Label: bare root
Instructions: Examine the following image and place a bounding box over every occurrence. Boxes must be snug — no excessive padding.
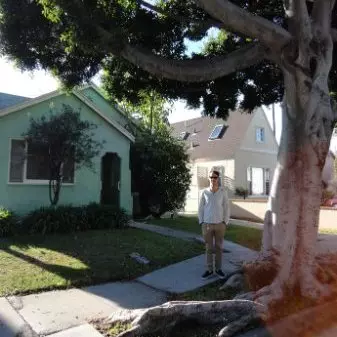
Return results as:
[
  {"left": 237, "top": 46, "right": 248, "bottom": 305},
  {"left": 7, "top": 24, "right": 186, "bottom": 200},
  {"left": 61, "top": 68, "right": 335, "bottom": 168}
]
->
[{"left": 106, "top": 300, "right": 266, "bottom": 337}]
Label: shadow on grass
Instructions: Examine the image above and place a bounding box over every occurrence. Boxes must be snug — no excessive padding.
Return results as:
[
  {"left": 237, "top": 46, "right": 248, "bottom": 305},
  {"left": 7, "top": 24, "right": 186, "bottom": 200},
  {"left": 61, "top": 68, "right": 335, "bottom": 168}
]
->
[{"left": 0, "top": 227, "right": 203, "bottom": 296}]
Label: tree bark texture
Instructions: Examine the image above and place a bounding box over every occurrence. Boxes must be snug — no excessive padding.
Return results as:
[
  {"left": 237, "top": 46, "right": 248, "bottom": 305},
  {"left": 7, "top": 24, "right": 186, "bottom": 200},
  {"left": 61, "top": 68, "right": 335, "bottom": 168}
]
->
[
  {"left": 260, "top": 0, "right": 337, "bottom": 303},
  {"left": 108, "top": 300, "right": 265, "bottom": 337}
]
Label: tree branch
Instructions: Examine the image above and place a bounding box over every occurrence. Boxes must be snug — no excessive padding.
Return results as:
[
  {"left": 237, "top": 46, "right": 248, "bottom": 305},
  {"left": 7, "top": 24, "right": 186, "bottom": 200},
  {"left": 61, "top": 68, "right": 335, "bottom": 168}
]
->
[
  {"left": 138, "top": 0, "right": 224, "bottom": 31},
  {"left": 195, "top": 0, "right": 291, "bottom": 49},
  {"left": 312, "top": 0, "right": 336, "bottom": 36},
  {"left": 117, "top": 43, "right": 266, "bottom": 83},
  {"left": 293, "top": 0, "right": 312, "bottom": 41},
  {"left": 331, "top": 28, "right": 337, "bottom": 41}
]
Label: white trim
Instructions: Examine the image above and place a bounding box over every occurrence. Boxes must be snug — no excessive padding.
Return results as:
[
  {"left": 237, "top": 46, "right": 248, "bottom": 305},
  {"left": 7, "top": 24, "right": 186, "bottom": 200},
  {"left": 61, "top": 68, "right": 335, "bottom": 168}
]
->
[
  {"left": 82, "top": 83, "right": 129, "bottom": 118},
  {"left": 74, "top": 92, "right": 135, "bottom": 142},
  {"left": 0, "top": 85, "right": 135, "bottom": 142},
  {"left": 0, "top": 91, "right": 61, "bottom": 117},
  {"left": 240, "top": 147, "right": 277, "bottom": 155},
  {"left": 8, "top": 138, "right": 76, "bottom": 186},
  {"left": 8, "top": 182, "right": 75, "bottom": 186}
]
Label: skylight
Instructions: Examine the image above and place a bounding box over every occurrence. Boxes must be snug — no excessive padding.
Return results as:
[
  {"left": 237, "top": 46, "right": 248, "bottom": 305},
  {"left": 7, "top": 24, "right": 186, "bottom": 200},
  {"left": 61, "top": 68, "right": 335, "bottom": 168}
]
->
[{"left": 208, "top": 125, "right": 227, "bottom": 140}]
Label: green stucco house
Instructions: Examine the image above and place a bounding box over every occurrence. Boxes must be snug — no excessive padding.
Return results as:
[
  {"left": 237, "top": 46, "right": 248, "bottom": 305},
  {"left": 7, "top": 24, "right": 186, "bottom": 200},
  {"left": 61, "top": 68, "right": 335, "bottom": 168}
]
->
[{"left": 0, "top": 85, "right": 134, "bottom": 214}]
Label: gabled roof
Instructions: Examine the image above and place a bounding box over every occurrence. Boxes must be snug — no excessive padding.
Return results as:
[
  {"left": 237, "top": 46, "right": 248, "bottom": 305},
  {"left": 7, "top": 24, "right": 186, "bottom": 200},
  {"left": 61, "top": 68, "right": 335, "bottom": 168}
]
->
[
  {"left": 171, "top": 110, "right": 254, "bottom": 161},
  {"left": 0, "top": 86, "right": 134, "bottom": 142},
  {"left": 0, "top": 92, "right": 30, "bottom": 110}
]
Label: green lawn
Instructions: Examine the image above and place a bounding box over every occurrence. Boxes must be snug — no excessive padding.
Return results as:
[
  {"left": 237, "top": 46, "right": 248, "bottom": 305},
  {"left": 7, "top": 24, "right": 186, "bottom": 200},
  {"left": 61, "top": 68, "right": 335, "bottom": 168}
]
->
[
  {"left": 150, "top": 216, "right": 262, "bottom": 251},
  {"left": 0, "top": 227, "right": 203, "bottom": 296}
]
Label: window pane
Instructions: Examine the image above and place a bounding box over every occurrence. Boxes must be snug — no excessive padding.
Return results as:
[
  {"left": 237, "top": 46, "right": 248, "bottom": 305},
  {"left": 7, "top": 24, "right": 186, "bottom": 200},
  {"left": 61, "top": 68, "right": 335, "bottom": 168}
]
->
[
  {"left": 256, "top": 128, "right": 265, "bottom": 142},
  {"left": 261, "top": 128, "right": 265, "bottom": 141},
  {"left": 265, "top": 168, "right": 270, "bottom": 181},
  {"left": 209, "top": 125, "right": 228, "bottom": 140},
  {"left": 252, "top": 167, "right": 264, "bottom": 194},
  {"left": 26, "top": 142, "right": 50, "bottom": 180},
  {"left": 9, "top": 140, "right": 25, "bottom": 182},
  {"left": 247, "top": 167, "right": 251, "bottom": 181}
]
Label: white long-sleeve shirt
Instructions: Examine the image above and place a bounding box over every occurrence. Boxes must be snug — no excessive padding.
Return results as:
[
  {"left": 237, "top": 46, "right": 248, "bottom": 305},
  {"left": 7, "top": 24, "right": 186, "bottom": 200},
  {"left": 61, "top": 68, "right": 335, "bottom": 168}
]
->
[{"left": 198, "top": 187, "right": 230, "bottom": 225}]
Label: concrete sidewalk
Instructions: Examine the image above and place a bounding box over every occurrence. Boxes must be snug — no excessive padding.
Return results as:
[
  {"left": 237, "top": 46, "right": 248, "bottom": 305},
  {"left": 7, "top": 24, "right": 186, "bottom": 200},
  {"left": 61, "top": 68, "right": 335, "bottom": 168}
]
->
[{"left": 0, "top": 224, "right": 257, "bottom": 337}]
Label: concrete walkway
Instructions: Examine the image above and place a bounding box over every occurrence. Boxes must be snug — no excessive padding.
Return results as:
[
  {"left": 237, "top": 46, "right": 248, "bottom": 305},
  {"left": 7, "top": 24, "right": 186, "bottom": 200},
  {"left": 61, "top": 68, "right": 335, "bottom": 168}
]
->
[{"left": 0, "top": 223, "right": 258, "bottom": 337}]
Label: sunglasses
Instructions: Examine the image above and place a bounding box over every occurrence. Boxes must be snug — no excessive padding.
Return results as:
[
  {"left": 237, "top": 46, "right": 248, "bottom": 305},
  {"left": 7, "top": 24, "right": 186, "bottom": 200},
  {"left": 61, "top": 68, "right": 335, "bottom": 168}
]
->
[{"left": 209, "top": 176, "right": 218, "bottom": 179}]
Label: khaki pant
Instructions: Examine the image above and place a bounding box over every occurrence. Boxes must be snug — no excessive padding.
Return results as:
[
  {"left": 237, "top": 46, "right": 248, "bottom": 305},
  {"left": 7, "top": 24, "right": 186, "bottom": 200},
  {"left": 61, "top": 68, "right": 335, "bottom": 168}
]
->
[{"left": 202, "top": 223, "right": 226, "bottom": 271}]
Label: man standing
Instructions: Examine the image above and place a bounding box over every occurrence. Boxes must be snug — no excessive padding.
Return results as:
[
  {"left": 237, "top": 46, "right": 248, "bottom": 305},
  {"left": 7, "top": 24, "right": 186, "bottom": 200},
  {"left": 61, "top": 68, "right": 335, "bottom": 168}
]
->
[{"left": 198, "top": 169, "right": 230, "bottom": 279}]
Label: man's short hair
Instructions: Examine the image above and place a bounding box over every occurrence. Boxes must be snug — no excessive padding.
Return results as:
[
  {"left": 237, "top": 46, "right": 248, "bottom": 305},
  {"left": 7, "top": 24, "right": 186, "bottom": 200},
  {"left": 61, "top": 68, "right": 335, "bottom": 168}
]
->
[{"left": 209, "top": 170, "right": 220, "bottom": 177}]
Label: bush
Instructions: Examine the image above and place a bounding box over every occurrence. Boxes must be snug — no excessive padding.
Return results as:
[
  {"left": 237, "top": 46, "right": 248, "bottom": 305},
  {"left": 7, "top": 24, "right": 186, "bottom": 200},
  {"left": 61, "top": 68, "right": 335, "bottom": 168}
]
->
[
  {"left": 131, "top": 127, "right": 191, "bottom": 218},
  {"left": 21, "top": 203, "right": 129, "bottom": 235},
  {"left": 85, "top": 203, "right": 129, "bottom": 230},
  {"left": 0, "top": 207, "right": 17, "bottom": 237},
  {"left": 235, "top": 187, "right": 249, "bottom": 199}
]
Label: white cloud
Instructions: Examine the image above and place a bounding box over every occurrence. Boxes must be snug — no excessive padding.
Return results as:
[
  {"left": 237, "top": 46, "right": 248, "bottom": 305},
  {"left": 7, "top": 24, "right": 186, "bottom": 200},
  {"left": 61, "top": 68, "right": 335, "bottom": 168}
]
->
[
  {"left": 0, "top": 57, "right": 59, "bottom": 97},
  {"left": 168, "top": 100, "right": 202, "bottom": 124}
]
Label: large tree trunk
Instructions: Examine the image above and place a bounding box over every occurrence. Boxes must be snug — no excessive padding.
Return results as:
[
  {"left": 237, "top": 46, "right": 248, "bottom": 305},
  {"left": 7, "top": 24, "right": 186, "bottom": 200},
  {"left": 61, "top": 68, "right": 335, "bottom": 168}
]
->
[{"left": 259, "top": 11, "right": 336, "bottom": 303}]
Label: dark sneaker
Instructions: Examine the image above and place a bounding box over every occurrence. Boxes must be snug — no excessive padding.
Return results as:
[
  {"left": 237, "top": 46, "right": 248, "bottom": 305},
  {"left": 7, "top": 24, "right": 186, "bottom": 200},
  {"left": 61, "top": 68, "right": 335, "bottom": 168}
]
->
[
  {"left": 216, "top": 269, "right": 225, "bottom": 279},
  {"left": 201, "top": 270, "right": 213, "bottom": 279}
]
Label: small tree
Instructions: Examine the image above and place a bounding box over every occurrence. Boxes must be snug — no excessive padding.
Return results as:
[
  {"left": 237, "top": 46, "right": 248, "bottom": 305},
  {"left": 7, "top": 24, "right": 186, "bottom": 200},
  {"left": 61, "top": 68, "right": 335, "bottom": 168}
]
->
[
  {"left": 131, "top": 126, "right": 191, "bottom": 218},
  {"left": 23, "top": 104, "right": 104, "bottom": 206},
  {"left": 117, "top": 89, "right": 172, "bottom": 133}
]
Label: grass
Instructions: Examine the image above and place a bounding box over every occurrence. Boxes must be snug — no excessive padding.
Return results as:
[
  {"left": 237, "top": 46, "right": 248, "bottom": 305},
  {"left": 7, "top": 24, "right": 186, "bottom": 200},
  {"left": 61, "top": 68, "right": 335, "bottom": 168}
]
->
[
  {"left": 319, "top": 228, "right": 337, "bottom": 235},
  {"left": 150, "top": 216, "right": 262, "bottom": 251},
  {"left": 0, "top": 227, "right": 203, "bottom": 296}
]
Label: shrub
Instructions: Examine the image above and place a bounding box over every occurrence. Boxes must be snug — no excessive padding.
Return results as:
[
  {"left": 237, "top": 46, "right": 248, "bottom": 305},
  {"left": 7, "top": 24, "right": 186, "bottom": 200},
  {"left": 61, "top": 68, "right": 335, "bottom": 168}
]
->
[
  {"left": 235, "top": 187, "right": 249, "bottom": 199},
  {"left": 85, "top": 203, "right": 129, "bottom": 230},
  {"left": 21, "top": 203, "right": 129, "bottom": 235},
  {"left": 0, "top": 207, "right": 17, "bottom": 237}
]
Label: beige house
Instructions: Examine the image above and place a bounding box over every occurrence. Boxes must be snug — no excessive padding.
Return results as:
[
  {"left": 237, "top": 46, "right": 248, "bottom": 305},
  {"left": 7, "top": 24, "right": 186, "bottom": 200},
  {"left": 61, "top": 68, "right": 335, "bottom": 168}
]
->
[{"left": 171, "top": 107, "right": 278, "bottom": 212}]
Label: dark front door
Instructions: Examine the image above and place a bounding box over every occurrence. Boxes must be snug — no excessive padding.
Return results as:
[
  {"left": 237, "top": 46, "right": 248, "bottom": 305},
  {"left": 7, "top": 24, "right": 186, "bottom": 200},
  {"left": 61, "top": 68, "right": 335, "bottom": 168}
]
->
[{"left": 100, "top": 153, "right": 121, "bottom": 207}]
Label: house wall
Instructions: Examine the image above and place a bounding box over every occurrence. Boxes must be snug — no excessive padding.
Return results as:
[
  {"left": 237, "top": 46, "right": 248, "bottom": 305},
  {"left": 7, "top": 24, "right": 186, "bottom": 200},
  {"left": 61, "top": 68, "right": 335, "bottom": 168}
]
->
[
  {"left": 0, "top": 93, "right": 132, "bottom": 214},
  {"left": 80, "top": 87, "right": 129, "bottom": 128},
  {"left": 235, "top": 107, "right": 278, "bottom": 194},
  {"left": 234, "top": 150, "right": 277, "bottom": 192},
  {"left": 239, "top": 107, "right": 278, "bottom": 152},
  {"left": 184, "top": 159, "right": 235, "bottom": 213}
]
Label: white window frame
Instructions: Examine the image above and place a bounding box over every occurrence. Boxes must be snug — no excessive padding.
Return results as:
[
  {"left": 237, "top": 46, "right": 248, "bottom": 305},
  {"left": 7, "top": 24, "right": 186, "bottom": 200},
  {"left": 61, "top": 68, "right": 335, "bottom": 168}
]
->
[
  {"left": 247, "top": 166, "right": 270, "bottom": 196},
  {"left": 8, "top": 138, "right": 75, "bottom": 185},
  {"left": 255, "top": 127, "right": 265, "bottom": 143}
]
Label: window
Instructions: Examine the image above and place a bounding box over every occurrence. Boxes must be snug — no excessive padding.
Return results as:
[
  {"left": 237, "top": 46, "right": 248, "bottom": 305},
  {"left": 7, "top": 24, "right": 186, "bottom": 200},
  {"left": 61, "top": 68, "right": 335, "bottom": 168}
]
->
[
  {"left": 247, "top": 166, "right": 270, "bottom": 195},
  {"left": 256, "top": 127, "right": 265, "bottom": 143},
  {"left": 265, "top": 168, "right": 270, "bottom": 195},
  {"left": 9, "top": 139, "right": 75, "bottom": 184},
  {"left": 209, "top": 125, "right": 228, "bottom": 140}
]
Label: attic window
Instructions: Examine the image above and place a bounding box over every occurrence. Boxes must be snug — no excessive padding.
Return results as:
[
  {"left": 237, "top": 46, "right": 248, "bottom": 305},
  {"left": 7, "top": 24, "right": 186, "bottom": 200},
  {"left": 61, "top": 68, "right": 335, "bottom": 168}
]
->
[
  {"left": 208, "top": 125, "right": 227, "bottom": 140},
  {"left": 180, "top": 131, "right": 190, "bottom": 140}
]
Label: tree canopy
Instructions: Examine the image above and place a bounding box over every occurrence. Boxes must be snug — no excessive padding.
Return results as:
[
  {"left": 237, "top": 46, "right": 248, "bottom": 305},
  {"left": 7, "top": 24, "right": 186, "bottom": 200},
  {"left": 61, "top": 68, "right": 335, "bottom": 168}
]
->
[
  {"left": 1, "top": 0, "right": 328, "bottom": 118},
  {"left": 3, "top": 0, "right": 337, "bottom": 331},
  {"left": 116, "top": 89, "right": 171, "bottom": 132}
]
